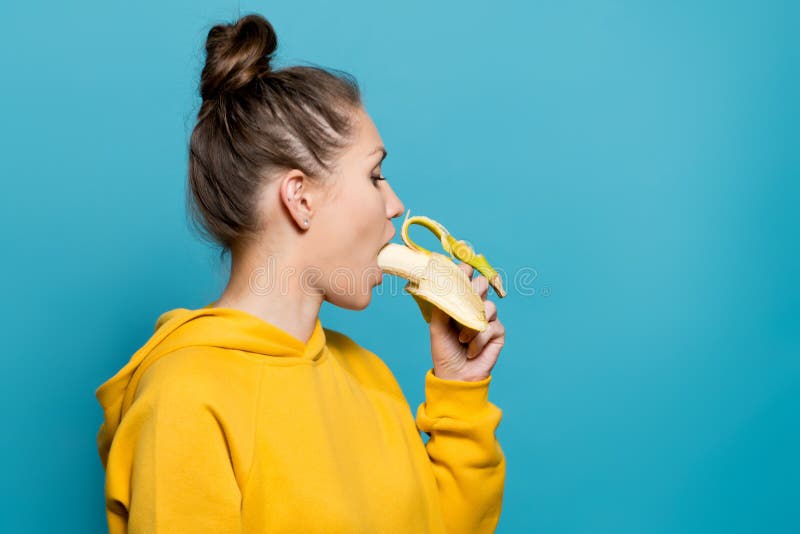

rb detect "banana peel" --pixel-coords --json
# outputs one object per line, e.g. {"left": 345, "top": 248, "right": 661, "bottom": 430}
{"left": 377, "top": 210, "right": 507, "bottom": 332}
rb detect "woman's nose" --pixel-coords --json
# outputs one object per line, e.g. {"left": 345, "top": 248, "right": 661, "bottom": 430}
{"left": 386, "top": 184, "right": 405, "bottom": 219}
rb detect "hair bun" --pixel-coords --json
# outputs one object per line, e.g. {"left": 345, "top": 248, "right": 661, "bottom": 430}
{"left": 200, "top": 13, "right": 278, "bottom": 101}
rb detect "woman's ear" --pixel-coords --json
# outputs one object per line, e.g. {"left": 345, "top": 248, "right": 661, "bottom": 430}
{"left": 280, "top": 170, "right": 314, "bottom": 230}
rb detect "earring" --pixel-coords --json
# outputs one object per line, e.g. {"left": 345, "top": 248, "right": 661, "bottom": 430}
{"left": 303, "top": 217, "right": 309, "bottom": 227}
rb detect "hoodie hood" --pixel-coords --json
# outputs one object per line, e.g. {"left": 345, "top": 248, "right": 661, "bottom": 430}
{"left": 95, "top": 302, "right": 326, "bottom": 469}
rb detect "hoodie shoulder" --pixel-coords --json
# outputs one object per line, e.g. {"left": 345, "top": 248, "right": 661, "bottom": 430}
{"left": 323, "top": 328, "right": 406, "bottom": 401}
{"left": 323, "top": 328, "right": 378, "bottom": 363}
{"left": 137, "top": 346, "right": 261, "bottom": 397}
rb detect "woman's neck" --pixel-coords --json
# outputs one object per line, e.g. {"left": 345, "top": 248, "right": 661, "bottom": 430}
{"left": 212, "top": 249, "right": 323, "bottom": 344}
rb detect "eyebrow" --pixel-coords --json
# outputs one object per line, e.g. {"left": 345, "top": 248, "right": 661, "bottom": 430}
{"left": 369, "top": 146, "right": 388, "bottom": 164}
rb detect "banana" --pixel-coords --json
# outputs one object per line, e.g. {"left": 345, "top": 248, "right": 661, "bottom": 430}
{"left": 377, "top": 210, "right": 507, "bottom": 332}
{"left": 399, "top": 210, "right": 507, "bottom": 298}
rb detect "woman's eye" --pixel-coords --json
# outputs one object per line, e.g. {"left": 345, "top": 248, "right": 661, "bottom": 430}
{"left": 371, "top": 174, "right": 386, "bottom": 185}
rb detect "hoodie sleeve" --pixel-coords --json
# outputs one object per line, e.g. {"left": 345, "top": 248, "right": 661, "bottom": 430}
{"left": 111, "top": 374, "right": 243, "bottom": 534}
{"left": 415, "top": 368, "right": 506, "bottom": 534}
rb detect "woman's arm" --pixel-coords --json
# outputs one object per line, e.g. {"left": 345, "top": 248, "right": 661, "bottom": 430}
{"left": 415, "top": 369, "right": 506, "bottom": 533}
{"left": 417, "top": 263, "right": 507, "bottom": 532}
{"left": 105, "top": 372, "right": 244, "bottom": 534}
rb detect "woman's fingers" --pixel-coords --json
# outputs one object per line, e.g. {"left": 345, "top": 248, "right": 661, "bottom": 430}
{"left": 472, "top": 274, "right": 489, "bottom": 301}
{"left": 485, "top": 299, "right": 497, "bottom": 321}
{"left": 457, "top": 261, "right": 489, "bottom": 300}
{"left": 458, "top": 300, "right": 497, "bottom": 344}
{"left": 454, "top": 263, "right": 498, "bottom": 354}
{"left": 458, "top": 326, "right": 478, "bottom": 344}
{"left": 466, "top": 318, "right": 505, "bottom": 359}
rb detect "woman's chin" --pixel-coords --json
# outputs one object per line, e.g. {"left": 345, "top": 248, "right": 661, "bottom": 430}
{"left": 371, "top": 264, "right": 384, "bottom": 284}
{"left": 323, "top": 265, "right": 383, "bottom": 310}
{"left": 326, "top": 289, "right": 373, "bottom": 311}
{"left": 360, "top": 264, "right": 384, "bottom": 287}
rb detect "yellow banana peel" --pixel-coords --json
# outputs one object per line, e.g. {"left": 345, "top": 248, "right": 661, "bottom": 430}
{"left": 377, "top": 210, "right": 507, "bottom": 332}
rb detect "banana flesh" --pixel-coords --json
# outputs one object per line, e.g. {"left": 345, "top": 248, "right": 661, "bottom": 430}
{"left": 377, "top": 210, "right": 507, "bottom": 332}
{"left": 378, "top": 243, "right": 489, "bottom": 331}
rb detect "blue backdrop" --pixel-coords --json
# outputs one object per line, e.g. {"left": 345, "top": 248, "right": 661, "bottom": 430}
{"left": 1, "top": 1, "right": 797, "bottom": 532}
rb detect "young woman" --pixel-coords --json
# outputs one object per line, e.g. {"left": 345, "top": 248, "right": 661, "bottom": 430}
{"left": 96, "top": 12, "right": 507, "bottom": 533}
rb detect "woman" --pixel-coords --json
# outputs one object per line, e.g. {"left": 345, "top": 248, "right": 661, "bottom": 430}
{"left": 96, "top": 12, "right": 507, "bottom": 534}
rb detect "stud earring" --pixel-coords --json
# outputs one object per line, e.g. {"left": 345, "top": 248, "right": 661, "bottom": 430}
{"left": 303, "top": 217, "right": 309, "bottom": 227}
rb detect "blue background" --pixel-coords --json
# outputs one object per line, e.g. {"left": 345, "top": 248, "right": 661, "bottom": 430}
{"left": 1, "top": 1, "right": 797, "bottom": 532}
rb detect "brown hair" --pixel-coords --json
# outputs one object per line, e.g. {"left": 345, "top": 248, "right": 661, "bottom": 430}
{"left": 187, "top": 13, "right": 362, "bottom": 260}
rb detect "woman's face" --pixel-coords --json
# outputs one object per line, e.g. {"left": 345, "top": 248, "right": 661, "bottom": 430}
{"left": 307, "top": 106, "right": 405, "bottom": 310}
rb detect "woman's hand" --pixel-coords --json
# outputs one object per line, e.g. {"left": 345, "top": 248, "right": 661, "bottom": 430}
{"left": 428, "top": 262, "right": 505, "bottom": 382}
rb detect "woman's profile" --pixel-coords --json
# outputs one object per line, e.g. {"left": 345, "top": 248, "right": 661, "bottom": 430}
{"left": 95, "top": 12, "right": 507, "bottom": 533}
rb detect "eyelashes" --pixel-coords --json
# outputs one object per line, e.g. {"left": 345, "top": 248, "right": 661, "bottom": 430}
{"left": 371, "top": 174, "right": 387, "bottom": 185}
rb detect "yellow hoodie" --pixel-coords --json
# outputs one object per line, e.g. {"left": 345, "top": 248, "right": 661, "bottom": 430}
{"left": 95, "top": 303, "right": 505, "bottom": 533}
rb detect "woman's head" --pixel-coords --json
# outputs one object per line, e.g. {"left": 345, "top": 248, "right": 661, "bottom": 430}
{"left": 188, "top": 13, "right": 404, "bottom": 310}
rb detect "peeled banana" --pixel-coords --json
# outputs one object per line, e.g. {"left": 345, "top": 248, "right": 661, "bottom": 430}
{"left": 377, "top": 210, "right": 506, "bottom": 332}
